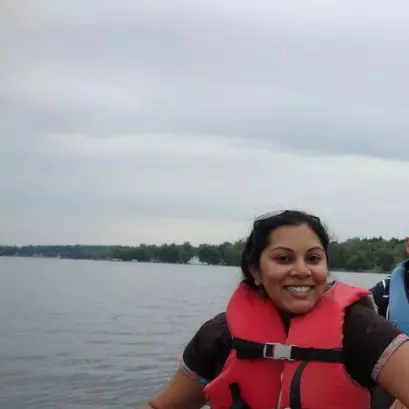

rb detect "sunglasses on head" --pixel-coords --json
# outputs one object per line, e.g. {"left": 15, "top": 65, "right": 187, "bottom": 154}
{"left": 253, "top": 210, "right": 321, "bottom": 229}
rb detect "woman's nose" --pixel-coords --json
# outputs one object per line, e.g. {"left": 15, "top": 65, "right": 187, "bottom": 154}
{"left": 291, "top": 259, "right": 311, "bottom": 277}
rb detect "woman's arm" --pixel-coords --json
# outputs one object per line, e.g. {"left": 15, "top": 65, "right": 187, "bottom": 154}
{"left": 138, "top": 312, "right": 230, "bottom": 409}
{"left": 377, "top": 342, "right": 409, "bottom": 407}
{"left": 342, "top": 300, "right": 405, "bottom": 388}
{"left": 138, "top": 370, "right": 206, "bottom": 409}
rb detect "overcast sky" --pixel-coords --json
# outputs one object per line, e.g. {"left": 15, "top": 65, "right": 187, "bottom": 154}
{"left": 1, "top": 0, "right": 409, "bottom": 246}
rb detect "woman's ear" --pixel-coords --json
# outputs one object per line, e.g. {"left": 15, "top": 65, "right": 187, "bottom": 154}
{"left": 250, "top": 265, "right": 262, "bottom": 287}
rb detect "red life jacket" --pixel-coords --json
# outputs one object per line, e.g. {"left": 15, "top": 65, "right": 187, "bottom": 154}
{"left": 204, "top": 281, "right": 371, "bottom": 409}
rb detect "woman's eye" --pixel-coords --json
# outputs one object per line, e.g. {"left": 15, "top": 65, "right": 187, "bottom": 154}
{"left": 308, "top": 254, "right": 322, "bottom": 263}
{"left": 275, "top": 255, "right": 291, "bottom": 263}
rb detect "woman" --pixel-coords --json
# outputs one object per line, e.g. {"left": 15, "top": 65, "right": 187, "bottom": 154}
{"left": 139, "top": 210, "right": 409, "bottom": 409}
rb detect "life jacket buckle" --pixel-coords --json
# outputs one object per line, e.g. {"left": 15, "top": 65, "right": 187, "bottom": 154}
{"left": 263, "top": 343, "right": 295, "bottom": 361}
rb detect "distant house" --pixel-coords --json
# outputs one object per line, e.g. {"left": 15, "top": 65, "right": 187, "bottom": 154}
{"left": 188, "top": 256, "right": 207, "bottom": 265}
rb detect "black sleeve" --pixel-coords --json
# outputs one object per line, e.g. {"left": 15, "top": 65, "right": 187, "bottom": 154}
{"left": 369, "top": 278, "right": 390, "bottom": 318}
{"left": 343, "top": 299, "right": 405, "bottom": 388}
{"left": 182, "top": 312, "right": 232, "bottom": 381}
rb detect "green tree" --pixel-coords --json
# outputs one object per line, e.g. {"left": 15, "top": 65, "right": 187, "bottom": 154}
{"left": 198, "top": 244, "right": 222, "bottom": 265}
{"left": 0, "top": 235, "right": 406, "bottom": 273}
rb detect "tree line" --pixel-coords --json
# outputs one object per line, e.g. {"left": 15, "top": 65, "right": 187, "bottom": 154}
{"left": 0, "top": 236, "right": 407, "bottom": 273}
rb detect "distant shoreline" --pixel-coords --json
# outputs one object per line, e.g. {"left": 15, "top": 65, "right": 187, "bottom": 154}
{"left": 0, "top": 254, "right": 388, "bottom": 275}
{"left": 1, "top": 239, "right": 402, "bottom": 274}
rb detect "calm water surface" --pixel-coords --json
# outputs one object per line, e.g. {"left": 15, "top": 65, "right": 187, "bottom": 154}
{"left": 0, "top": 257, "right": 387, "bottom": 408}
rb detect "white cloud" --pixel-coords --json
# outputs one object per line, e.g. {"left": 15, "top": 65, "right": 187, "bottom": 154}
{"left": 1, "top": 134, "right": 409, "bottom": 245}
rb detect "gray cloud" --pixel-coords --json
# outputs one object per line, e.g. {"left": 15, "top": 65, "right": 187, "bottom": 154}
{"left": 3, "top": 0, "right": 409, "bottom": 158}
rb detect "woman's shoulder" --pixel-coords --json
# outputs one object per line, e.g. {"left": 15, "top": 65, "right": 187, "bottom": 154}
{"left": 203, "top": 311, "right": 228, "bottom": 328}
{"left": 188, "top": 312, "right": 229, "bottom": 344}
{"left": 180, "top": 312, "right": 232, "bottom": 384}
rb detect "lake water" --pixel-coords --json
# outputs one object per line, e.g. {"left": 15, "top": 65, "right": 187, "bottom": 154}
{"left": 0, "top": 257, "right": 387, "bottom": 409}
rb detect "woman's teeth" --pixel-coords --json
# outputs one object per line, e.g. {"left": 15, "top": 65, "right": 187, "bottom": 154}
{"left": 285, "top": 286, "right": 313, "bottom": 293}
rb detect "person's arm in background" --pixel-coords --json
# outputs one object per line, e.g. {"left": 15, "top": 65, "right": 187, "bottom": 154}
{"left": 369, "top": 277, "right": 390, "bottom": 318}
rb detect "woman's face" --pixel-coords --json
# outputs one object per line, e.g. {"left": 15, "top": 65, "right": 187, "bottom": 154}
{"left": 251, "top": 224, "right": 328, "bottom": 314}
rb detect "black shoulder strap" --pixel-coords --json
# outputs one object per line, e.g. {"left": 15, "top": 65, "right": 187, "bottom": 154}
{"left": 232, "top": 337, "right": 343, "bottom": 363}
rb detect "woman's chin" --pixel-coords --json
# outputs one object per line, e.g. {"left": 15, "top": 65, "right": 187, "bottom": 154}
{"left": 281, "top": 298, "right": 317, "bottom": 315}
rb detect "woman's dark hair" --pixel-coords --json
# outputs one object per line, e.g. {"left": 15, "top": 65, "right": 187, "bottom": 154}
{"left": 240, "top": 210, "right": 330, "bottom": 288}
